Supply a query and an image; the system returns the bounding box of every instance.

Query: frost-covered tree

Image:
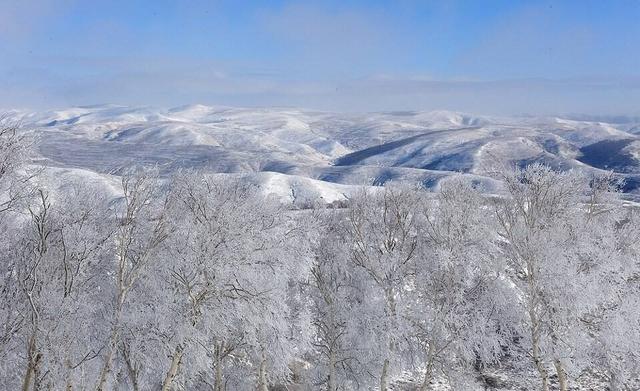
[344,185,422,390]
[0,119,34,214]
[95,169,170,390]
[0,179,112,390]
[3,153,640,390]
[158,172,305,391]
[576,176,640,390]
[0,119,32,363]
[306,208,368,391]
[408,177,519,390]
[492,164,595,391]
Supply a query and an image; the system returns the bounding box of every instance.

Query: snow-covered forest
[2,121,640,391]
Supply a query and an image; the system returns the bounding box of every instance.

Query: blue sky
[1,0,639,114]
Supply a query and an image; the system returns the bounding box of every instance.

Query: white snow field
[6,104,640,202]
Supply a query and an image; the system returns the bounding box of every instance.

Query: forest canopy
[1,123,639,391]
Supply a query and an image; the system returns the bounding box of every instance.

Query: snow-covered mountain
[7,104,640,202]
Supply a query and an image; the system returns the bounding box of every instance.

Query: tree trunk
[607,371,622,391]
[214,363,223,391]
[96,293,125,391]
[33,362,43,391]
[95,327,119,391]
[257,354,268,391]
[65,357,74,391]
[122,343,140,391]
[327,347,337,391]
[161,345,184,391]
[213,342,224,391]
[380,358,390,391]
[527,275,549,391]
[380,288,395,391]
[419,343,436,391]
[531,341,548,391]
[22,332,41,391]
[532,344,549,391]
[554,359,568,391]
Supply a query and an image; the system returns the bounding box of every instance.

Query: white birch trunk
[65,357,74,391]
[554,359,568,391]
[96,293,125,391]
[257,354,269,391]
[213,342,224,391]
[527,266,549,391]
[531,336,549,391]
[161,345,184,391]
[380,288,395,391]
[328,347,337,391]
[419,343,436,391]
[380,358,390,391]
[22,332,40,391]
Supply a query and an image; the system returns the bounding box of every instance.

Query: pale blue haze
[0,0,638,114]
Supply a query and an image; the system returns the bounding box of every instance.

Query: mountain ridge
[5,104,640,202]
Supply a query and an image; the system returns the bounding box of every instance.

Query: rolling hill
[5,104,640,202]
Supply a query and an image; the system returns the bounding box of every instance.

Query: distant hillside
[6,104,640,201]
